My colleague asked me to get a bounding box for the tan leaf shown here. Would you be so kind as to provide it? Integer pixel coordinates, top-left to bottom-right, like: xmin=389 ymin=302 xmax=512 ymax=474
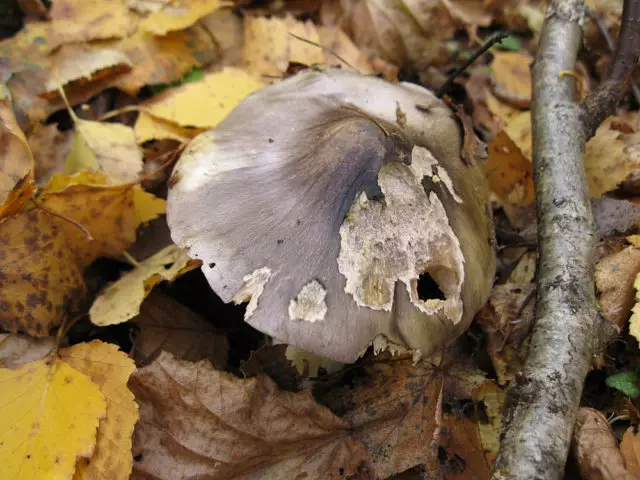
xmin=132 ymin=290 xmax=228 ymax=368
xmin=0 ymin=209 xmax=86 ymax=336
xmin=244 ymin=14 xmax=325 ymax=78
xmin=28 ymin=123 xmax=73 ymax=187
xmin=0 ymin=333 xmax=55 ymax=368
xmin=0 ymin=97 xmax=35 ymax=218
xmin=49 ymin=0 xmax=137 ymax=48
xmin=596 ymin=245 xmax=640 ymax=331
xmin=129 ymin=351 xmax=367 ymax=479
xmin=90 ymin=244 xmax=200 ymax=326
xmin=60 ymin=341 xmax=139 ymax=480
xmin=317 ymin=26 xmax=374 ymax=74
xmin=115 ymin=26 xmax=218 ymax=95
xmin=621 ymin=427 xmax=640 ymax=477
xmin=572 ymin=408 xmax=639 ymax=480
xmin=140 ymin=0 xmax=225 ymax=35
xmin=490 ymin=51 xmax=533 ymax=101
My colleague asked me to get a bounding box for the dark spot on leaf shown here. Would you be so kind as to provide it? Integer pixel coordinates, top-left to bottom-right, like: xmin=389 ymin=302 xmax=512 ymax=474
xmin=163 ymin=263 xmax=174 ymax=270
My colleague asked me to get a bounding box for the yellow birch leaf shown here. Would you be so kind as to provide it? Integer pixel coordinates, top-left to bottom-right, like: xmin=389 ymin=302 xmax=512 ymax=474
xmin=628 ymin=271 xmax=640 ymax=342
xmin=0 ymin=355 xmax=106 ymax=479
xmin=140 ymin=0 xmax=225 ymax=35
xmin=90 ymin=245 xmax=200 ymax=326
xmin=133 ymin=186 xmax=166 ymax=224
xmin=585 ymin=118 xmax=640 ymax=198
xmin=64 ymin=119 xmax=143 ymax=184
xmin=0 ymin=209 xmax=86 ymax=336
xmin=139 ymin=67 xmax=263 ymax=129
xmin=316 ymin=26 xmax=373 ymax=74
xmin=134 ymin=112 xmax=199 ymax=144
xmin=0 ymin=97 xmax=35 ymax=218
xmin=244 ymin=14 xmax=325 ymax=79
xmin=60 ymin=341 xmax=138 ymax=480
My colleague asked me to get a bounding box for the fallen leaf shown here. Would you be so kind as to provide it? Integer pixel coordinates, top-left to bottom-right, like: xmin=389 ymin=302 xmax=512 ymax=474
xmin=0 ymin=21 xmax=52 ymax=67
xmin=0 ymin=209 xmax=86 ymax=336
xmin=64 ymin=117 xmax=143 ymax=184
xmin=199 ymin=8 xmax=244 ymax=67
xmin=37 ymin=174 xmax=140 ymax=266
xmin=115 ymin=26 xmax=218 ymax=95
xmin=629 ymin=271 xmax=640 ymax=342
xmin=441 ymin=0 xmax=493 ymax=29
xmin=132 ymin=290 xmax=228 ymax=368
xmin=133 ymin=186 xmax=166 ymax=224
xmin=507 ymin=250 xmax=536 ymax=284
xmin=127 ymin=0 xmax=171 ymax=14
xmin=0 ymin=353 xmax=106 ymax=479
xmin=129 ymin=351 xmax=367 ymax=479
xmin=49 ymin=0 xmax=137 ymax=48
xmin=572 ymin=408 xmax=638 ymax=480
xmin=244 ymin=14 xmax=325 ymax=78
xmin=596 ymin=245 xmax=640 ymax=330
xmin=140 ymin=0 xmax=225 ymax=35
xmin=137 ymin=67 xmax=263 ymax=130
xmin=28 ymin=123 xmax=73 ymax=187
xmin=485 ymin=130 xmax=535 ymax=207
xmin=621 ymin=427 xmax=640 ymax=476
xmin=60 ymin=341 xmax=139 ymax=480
xmin=133 ymin=112 xmax=198 ymax=143
xmin=317 ymin=26 xmax=374 ymax=74
xmin=0 ymin=96 xmax=35 ymax=218
xmin=490 ymin=51 xmax=533 ymax=103
xmin=90 ymin=244 xmax=200 ymax=326
xmin=585 ymin=118 xmax=640 ymax=198
xmin=0 ymin=333 xmax=55 ymax=368
xmin=42 ymin=44 xmax=132 ymax=105
xmin=243 ymin=344 xmax=301 ymax=391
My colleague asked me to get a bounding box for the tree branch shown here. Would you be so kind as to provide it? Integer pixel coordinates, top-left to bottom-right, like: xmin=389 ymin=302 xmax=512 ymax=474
xmin=582 ymin=0 xmax=640 ymax=138
xmin=491 ymin=0 xmax=600 ymax=478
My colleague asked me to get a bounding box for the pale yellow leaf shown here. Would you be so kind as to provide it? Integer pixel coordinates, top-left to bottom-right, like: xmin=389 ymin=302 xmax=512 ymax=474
xmin=628 ymin=271 xmax=640 ymax=342
xmin=61 ymin=341 xmax=138 ymax=480
xmin=65 ymin=119 xmax=143 ymax=184
xmin=490 ymin=51 xmax=533 ymax=99
xmin=90 ymin=245 xmax=200 ymax=326
xmin=0 ymin=355 xmax=106 ymax=479
xmin=139 ymin=67 xmax=263 ymax=129
xmin=134 ymin=112 xmax=199 ymax=144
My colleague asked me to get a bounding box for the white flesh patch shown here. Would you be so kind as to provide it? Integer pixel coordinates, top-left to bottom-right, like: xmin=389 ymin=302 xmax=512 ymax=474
xmin=338 ymin=145 xmax=465 ymax=323
xmin=288 ymin=280 xmax=328 ymax=322
xmin=232 ymin=267 xmax=272 ymax=319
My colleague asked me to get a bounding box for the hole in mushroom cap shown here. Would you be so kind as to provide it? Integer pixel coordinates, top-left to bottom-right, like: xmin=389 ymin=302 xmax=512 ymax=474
xmin=416 ymin=272 xmax=446 ymax=301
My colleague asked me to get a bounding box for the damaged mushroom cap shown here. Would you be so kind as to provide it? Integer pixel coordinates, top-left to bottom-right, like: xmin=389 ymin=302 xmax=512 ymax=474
xmin=167 ymin=68 xmax=495 ymax=363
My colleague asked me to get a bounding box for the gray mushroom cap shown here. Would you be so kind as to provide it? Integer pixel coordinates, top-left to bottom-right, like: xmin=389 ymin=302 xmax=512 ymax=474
xmin=167 ymin=68 xmax=495 ymax=363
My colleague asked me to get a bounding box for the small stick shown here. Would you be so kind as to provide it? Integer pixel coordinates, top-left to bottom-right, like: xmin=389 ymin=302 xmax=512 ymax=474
xmin=31 ymin=198 xmax=94 ymax=241
xmin=436 ymin=32 xmax=509 ymax=98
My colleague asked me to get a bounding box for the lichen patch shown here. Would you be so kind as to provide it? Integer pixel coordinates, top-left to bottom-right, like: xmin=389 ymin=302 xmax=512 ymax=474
xmin=232 ymin=267 xmax=272 ymax=319
xmin=288 ymin=280 xmax=328 ymax=322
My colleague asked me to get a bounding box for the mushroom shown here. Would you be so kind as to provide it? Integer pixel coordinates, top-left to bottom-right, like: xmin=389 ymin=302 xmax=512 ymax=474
xmin=167 ymin=68 xmax=495 ymax=363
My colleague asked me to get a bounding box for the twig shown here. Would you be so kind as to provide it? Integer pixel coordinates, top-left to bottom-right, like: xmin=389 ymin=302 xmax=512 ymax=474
xmin=31 ymin=198 xmax=94 ymax=241
xmin=436 ymin=32 xmax=509 ymax=98
xmin=581 ymin=0 xmax=640 ymax=138
xmin=491 ymin=1 xmax=640 ymax=478
xmin=288 ymin=33 xmax=359 ymax=73
xmin=586 ymin=6 xmax=640 ymax=105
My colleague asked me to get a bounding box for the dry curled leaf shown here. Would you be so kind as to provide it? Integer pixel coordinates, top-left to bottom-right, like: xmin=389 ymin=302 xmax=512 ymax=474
xmin=622 ymin=427 xmax=640 ymax=477
xmin=129 ymin=351 xmax=367 ymax=479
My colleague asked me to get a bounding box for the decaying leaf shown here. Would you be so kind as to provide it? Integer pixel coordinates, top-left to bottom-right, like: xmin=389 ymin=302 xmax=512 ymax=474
xmin=90 ymin=244 xmax=200 ymax=327
xmin=596 ymin=244 xmax=640 ymax=331
xmin=167 ymin=68 xmax=495 ymax=363
xmin=0 ymin=333 xmax=55 ymax=368
xmin=621 ymin=427 xmax=640 ymax=477
xmin=0 ymin=209 xmax=86 ymax=336
xmin=0 ymin=96 xmax=35 ymax=218
xmin=0 ymin=353 xmax=106 ymax=479
xmin=571 ymin=408 xmax=639 ymax=480
xmin=129 ymin=351 xmax=367 ymax=479
xmin=28 ymin=123 xmax=74 ymax=187
xmin=132 ymin=290 xmax=228 ymax=368
xmin=60 ymin=341 xmax=139 ymax=480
